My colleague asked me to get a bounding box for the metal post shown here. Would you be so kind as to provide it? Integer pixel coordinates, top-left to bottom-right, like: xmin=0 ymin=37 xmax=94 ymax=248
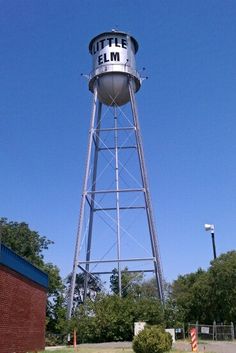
xmin=84 ymin=101 xmax=102 ymax=301
xmin=204 ymin=224 xmax=217 ymax=261
xmin=213 ymin=320 xmax=216 ymax=340
xmin=211 ymin=231 xmax=217 ymax=260
xmin=128 ymin=80 xmax=164 ymax=302
xmin=67 ymin=87 xmax=98 ymax=320
xmin=231 ymin=322 xmax=234 ymax=340
xmin=114 ymin=106 xmax=122 ymax=297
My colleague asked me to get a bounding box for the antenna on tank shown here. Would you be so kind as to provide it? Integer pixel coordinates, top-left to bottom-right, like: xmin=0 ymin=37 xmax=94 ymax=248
xmin=80 ymin=73 xmax=89 ymax=80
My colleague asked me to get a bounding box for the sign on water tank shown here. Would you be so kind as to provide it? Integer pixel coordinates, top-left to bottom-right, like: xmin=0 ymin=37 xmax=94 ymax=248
xmin=92 ymin=37 xmax=127 ymax=53
xmin=91 ymin=36 xmax=128 ymax=66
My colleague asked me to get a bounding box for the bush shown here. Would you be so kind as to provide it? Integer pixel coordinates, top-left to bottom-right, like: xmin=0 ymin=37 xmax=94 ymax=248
xmin=73 ymin=295 xmax=164 ymax=343
xmin=132 ymin=326 xmax=172 ymax=353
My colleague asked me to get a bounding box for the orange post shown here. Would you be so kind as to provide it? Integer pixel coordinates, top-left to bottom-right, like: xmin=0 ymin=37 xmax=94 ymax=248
xmin=73 ymin=328 xmax=77 ymax=349
xmin=190 ymin=327 xmax=198 ymax=352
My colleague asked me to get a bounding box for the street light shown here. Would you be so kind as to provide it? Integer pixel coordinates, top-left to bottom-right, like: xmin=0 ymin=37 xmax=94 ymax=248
xmin=204 ymin=224 xmax=217 ymax=260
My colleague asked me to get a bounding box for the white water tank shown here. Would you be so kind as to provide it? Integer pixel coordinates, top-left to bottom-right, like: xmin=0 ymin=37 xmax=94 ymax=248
xmin=89 ymin=30 xmax=141 ymax=106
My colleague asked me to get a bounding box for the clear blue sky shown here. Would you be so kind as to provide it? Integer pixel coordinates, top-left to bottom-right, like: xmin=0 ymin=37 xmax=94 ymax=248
xmin=1 ymin=0 xmax=236 ymax=283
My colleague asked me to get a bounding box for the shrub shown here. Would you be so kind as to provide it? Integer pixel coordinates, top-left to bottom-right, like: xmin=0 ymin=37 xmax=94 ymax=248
xmin=132 ymin=325 xmax=172 ymax=353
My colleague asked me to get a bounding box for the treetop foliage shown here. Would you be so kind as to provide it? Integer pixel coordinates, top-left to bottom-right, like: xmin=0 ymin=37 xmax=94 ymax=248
xmin=0 ymin=217 xmax=53 ymax=267
xmin=110 ymin=267 xmax=144 ymax=297
xmin=169 ymin=251 xmax=236 ymax=324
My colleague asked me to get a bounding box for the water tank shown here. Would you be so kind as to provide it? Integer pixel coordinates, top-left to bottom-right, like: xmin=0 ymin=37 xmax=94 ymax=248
xmin=89 ymin=30 xmax=141 ymax=106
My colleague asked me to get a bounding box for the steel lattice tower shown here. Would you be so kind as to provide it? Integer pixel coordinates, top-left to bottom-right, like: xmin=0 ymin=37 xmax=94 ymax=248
xmin=67 ymin=31 xmax=164 ymax=319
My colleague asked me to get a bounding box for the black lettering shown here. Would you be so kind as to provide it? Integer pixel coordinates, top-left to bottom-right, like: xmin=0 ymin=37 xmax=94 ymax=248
xmin=98 ymin=54 xmax=103 ymax=65
xmin=121 ymin=39 xmax=127 ymax=49
xmin=93 ymin=43 xmax=97 ymax=55
xmin=96 ymin=41 xmax=99 ymax=52
xmin=100 ymin=39 xmax=105 ymax=49
xmin=115 ymin=38 xmax=121 ymax=47
xmin=110 ymin=52 xmax=120 ymax=62
xmin=107 ymin=37 xmax=113 ymax=47
xmin=104 ymin=53 xmax=109 ymax=63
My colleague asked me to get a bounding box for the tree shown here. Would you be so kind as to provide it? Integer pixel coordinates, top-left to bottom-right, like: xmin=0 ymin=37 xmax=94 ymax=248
xmin=169 ymin=268 xmax=211 ymax=323
xmin=138 ymin=277 xmax=171 ymax=300
xmin=72 ymin=295 xmax=164 ymax=343
xmin=44 ymin=263 xmax=67 ymax=334
xmin=207 ymin=251 xmax=236 ymax=323
xmin=168 ymin=251 xmax=236 ymax=324
xmin=110 ymin=267 xmax=144 ymax=297
xmin=66 ymin=272 xmax=102 ymax=311
xmin=0 ymin=217 xmax=53 ymax=267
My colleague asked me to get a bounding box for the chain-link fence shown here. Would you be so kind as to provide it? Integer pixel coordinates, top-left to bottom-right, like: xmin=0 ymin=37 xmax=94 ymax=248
xmin=188 ymin=322 xmax=235 ymax=341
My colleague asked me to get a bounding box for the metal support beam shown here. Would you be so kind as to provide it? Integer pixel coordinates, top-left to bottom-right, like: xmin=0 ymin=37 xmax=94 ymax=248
xmin=129 ymin=80 xmax=164 ymax=302
xmin=114 ymin=106 xmax=122 ymax=297
xmin=79 ymin=257 xmax=155 ymax=264
xmin=84 ymin=102 xmax=102 ymax=300
xmin=94 ymin=206 xmax=145 ymax=212
xmin=67 ymin=88 xmax=98 ymax=320
xmin=86 ymin=188 xmax=144 ymax=194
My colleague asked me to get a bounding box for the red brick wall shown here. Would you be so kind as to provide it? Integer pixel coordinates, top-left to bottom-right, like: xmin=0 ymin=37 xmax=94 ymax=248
xmin=0 ymin=265 xmax=47 ymax=353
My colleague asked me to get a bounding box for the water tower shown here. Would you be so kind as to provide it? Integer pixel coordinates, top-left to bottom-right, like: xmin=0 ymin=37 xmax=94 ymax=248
xmin=67 ymin=30 xmax=164 ymax=318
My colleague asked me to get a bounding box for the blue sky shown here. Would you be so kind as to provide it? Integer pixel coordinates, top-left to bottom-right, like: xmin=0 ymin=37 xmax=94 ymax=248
xmin=1 ymin=0 xmax=236 ymax=283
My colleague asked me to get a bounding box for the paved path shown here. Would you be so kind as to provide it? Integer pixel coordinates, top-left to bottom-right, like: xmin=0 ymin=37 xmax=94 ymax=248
xmin=174 ymin=340 xmax=236 ymax=353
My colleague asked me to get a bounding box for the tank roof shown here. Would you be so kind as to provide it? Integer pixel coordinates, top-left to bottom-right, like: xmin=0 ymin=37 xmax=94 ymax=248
xmin=89 ymin=30 xmax=139 ymax=54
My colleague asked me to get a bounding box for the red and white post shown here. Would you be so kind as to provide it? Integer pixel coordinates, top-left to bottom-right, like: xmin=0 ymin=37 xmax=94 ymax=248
xmin=190 ymin=327 xmax=198 ymax=352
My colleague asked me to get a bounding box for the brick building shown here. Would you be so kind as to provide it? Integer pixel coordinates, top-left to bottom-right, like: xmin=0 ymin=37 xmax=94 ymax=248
xmin=0 ymin=244 xmax=48 ymax=353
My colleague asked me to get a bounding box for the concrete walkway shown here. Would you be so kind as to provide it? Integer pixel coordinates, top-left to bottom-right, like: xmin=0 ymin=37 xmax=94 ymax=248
xmin=174 ymin=340 xmax=236 ymax=353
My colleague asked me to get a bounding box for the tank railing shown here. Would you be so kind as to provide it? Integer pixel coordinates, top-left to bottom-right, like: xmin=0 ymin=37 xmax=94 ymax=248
xmin=89 ymin=64 xmax=141 ymax=81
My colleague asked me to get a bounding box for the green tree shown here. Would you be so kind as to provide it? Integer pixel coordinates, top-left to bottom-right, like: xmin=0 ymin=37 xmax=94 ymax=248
xmin=169 ymin=268 xmax=211 ymax=323
xmin=44 ymin=263 xmax=67 ymax=334
xmin=0 ymin=217 xmax=53 ymax=266
xmin=110 ymin=267 xmax=144 ymax=297
xmin=169 ymin=251 xmax=236 ymax=324
xmin=138 ymin=277 xmax=159 ymax=298
xmin=66 ymin=272 xmax=102 ymax=310
xmin=207 ymin=251 xmax=236 ymax=323
xmin=72 ymin=295 xmax=164 ymax=343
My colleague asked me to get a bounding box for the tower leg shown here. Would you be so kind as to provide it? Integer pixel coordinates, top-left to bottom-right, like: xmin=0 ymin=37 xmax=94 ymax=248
xmin=67 ymin=88 xmax=98 ymax=319
xmin=114 ymin=106 xmax=122 ymax=297
xmin=128 ymin=80 xmax=164 ymax=302
xmin=83 ymin=102 xmax=102 ymax=301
